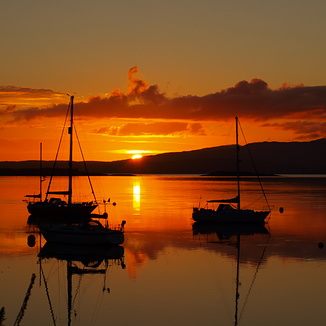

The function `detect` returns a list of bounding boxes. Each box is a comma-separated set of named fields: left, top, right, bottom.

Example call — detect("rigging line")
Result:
left=73, top=111, right=106, bottom=203
left=72, top=269, right=83, bottom=308
left=40, top=266, right=57, bottom=326
left=90, top=272, right=109, bottom=326
left=239, top=232, right=272, bottom=321
left=201, top=243, right=233, bottom=318
left=74, top=124, right=98, bottom=203
left=243, top=195, right=265, bottom=209
left=238, top=120, right=271, bottom=211
left=13, top=273, right=36, bottom=326
left=45, top=103, right=70, bottom=199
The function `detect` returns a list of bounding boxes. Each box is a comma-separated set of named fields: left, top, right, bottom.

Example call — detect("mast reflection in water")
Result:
left=193, top=222, right=270, bottom=326
left=1, top=175, right=326, bottom=325
left=38, top=242, right=125, bottom=326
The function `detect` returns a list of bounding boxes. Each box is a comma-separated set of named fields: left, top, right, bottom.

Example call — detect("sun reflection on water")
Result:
left=133, top=181, right=141, bottom=214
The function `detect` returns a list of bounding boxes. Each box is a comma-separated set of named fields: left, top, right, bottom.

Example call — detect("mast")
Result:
left=39, top=142, right=43, bottom=201
left=67, top=260, right=72, bottom=326
left=235, top=116, right=240, bottom=210
left=234, top=234, right=241, bottom=326
left=68, top=96, right=74, bottom=207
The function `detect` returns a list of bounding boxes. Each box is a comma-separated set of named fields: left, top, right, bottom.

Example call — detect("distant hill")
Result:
left=0, top=138, right=325, bottom=175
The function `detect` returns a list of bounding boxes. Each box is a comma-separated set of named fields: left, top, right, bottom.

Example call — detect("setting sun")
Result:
left=132, top=154, right=143, bottom=160
left=127, top=150, right=150, bottom=160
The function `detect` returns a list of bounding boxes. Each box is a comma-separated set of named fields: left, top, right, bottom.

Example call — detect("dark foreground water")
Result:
left=0, top=175, right=326, bottom=326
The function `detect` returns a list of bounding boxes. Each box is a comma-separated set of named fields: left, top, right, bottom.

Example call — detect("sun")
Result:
left=127, top=150, right=150, bottom=159
left=132, top=154, right=143, bottom=160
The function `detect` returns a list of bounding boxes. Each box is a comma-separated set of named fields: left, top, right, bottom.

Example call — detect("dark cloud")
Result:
left=263, top=121, right=326, bottom=139
left=1, top=103, right=68, bottom=122
left=93, top=121, right=205, bottom=136
left=0, top=86, right=64, bottom=100
left=5, top=105, right=16, bottom=112
left=0, top=86, right=66, bottom=122
left=0, top=86, right=59, bottom=94
left=8, top=78, right=326, bottom=122
left=2, top=69, right=326, bottom=134
left=188, top=123, right=206, bottom=135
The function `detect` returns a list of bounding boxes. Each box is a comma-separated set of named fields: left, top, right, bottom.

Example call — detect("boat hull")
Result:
left=27, top=201, right=97, bottom=219
left=41, top=225, right=124, bottom=246
left=192, top=207, right=270, bottom=223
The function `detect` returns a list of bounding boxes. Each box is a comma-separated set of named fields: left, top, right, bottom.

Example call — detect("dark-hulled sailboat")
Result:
left=25, top=96, right=99, bottom=222
left=192, top=117, right=271, bottom=224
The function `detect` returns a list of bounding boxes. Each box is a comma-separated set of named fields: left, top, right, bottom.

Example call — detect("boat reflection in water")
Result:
left=192, top=222, right=269, bottom=240
left=39, top=241, right=125, bottom=266
left=193, top=222, right=270, bottom=326
left=38, top=241, right=125, bottom=326
left=28, top=214, right=126, bottom=247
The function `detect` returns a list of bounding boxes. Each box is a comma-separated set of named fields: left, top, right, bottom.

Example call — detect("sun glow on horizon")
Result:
left=127, top=150, right=150, bottom=160
left=132, top=154, right=143, bottom=159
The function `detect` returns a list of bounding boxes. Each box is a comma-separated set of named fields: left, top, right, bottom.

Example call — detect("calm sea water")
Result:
left=0, top=175, right=326, bottom=326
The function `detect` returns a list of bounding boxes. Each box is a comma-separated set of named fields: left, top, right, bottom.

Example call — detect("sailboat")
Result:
left=31, top=96, right=126, bottom=245
left=192, top=117, right=271, bottom=224
left=25, top=96, right=101, bottom=221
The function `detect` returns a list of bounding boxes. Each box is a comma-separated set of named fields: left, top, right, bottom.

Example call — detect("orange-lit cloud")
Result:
left=93, top=121, right=205, bottom=136
left=0, top=86, right=64, bottom=98
left=0, top=86, right=65, bottom=107
left=263, top=121, right=326, bottom=140
left=1, top=68, right=326, bottom=140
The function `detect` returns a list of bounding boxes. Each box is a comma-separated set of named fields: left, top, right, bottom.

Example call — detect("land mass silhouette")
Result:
left=1, top=139, right=325, bottom=175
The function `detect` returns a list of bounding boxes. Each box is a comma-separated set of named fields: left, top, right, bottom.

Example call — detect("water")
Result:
left=1, top=175, right=326, bottom=326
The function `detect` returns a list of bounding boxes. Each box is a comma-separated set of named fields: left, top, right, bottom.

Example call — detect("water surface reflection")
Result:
left=0, top=175, right=326, bottom=325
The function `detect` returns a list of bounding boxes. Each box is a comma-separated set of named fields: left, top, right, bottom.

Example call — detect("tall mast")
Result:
left=39, top=142, right=43, bottom=201
left=235, top=116, right=240, bottom=210
left=68, top=95, right=74, bottom=207
left=234, top=234, right=241, bottom=326
left=67, top=260, right=72, bottom=326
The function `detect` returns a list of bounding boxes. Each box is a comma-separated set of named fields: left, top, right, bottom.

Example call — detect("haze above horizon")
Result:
left=1, top=0, right=326, bottom=162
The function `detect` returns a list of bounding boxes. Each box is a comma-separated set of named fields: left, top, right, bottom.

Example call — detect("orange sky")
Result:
left=1, top=1, right=326, bottom=161
left=1, top=66, right=326, bottom=161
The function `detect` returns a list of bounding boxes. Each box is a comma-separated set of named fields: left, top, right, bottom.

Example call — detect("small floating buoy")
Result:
left=318, top=242, right=324, bottom=249
left=27, top=234, right=36, bottom=247
left=112, top=202, right=116, bottom=206
left=279, top=207, right=284, bottom=213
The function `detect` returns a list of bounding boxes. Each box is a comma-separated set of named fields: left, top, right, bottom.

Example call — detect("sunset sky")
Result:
left=1, top=0, right=326, bottom=161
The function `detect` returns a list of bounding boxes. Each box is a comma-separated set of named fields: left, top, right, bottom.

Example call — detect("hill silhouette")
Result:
left=0, top=139, right=325, bottom=175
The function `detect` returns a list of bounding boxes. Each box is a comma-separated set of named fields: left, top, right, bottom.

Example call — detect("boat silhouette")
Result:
left=25, top=96, right=104, bottom=222
left=192, top=117, right=271, bottom=224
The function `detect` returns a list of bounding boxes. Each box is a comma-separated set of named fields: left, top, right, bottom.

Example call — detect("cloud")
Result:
left=2, top=68, right=326, bottom=135
left=1, top=103, right=68, bottom=122
left=0, top=86, right=67, bottom=122
left=189, top=123, right=206, bottom=135
left=263, top=121, right=326, bottom=140
left=93, top=121, right=206, bottom=136
left=0, top=86, right=64, bottom=98
left=0, top=86, right=65, bottom=108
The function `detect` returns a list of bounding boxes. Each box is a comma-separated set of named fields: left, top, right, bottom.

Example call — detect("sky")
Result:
left=1, top=0, right=326, bottom=161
